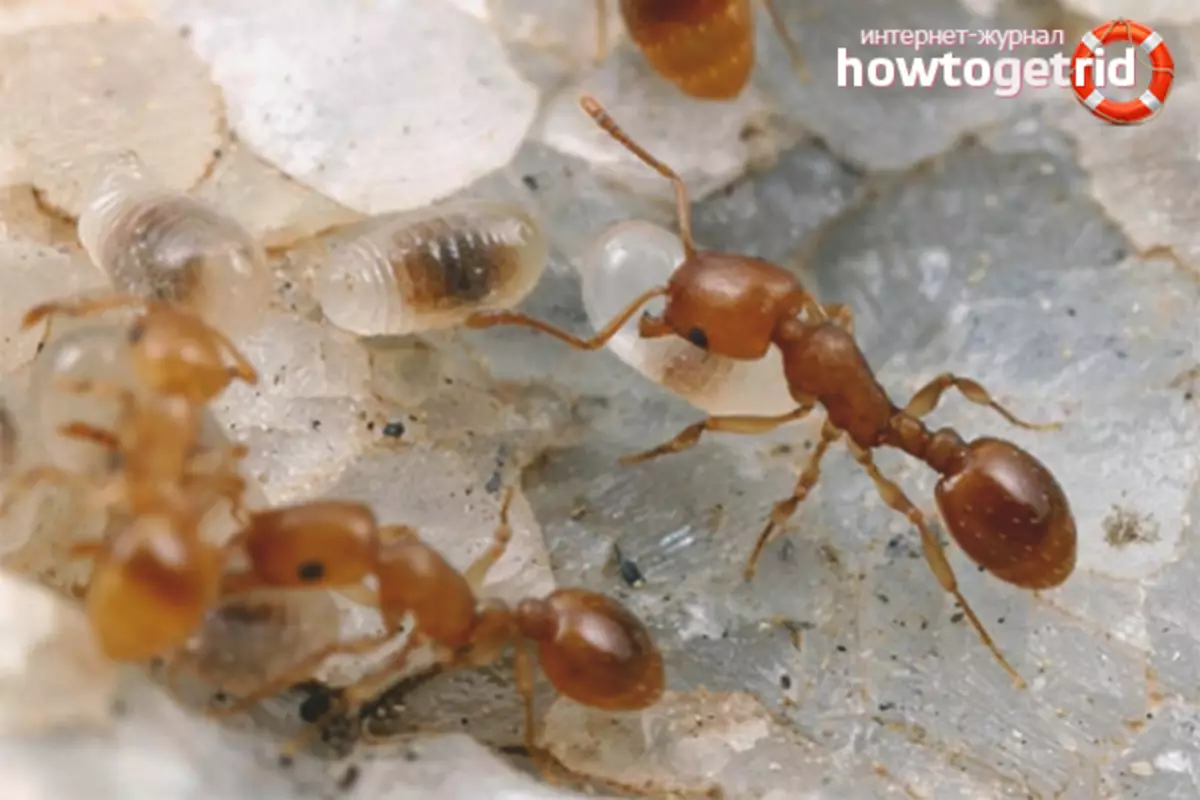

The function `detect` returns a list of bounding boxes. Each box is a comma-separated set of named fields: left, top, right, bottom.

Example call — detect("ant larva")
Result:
left=298, top=200, right=549, bottom=337
left=78, top=151, right=271, bottom=337
left=465, top=94, right=1077, bottom=687
left=595, top=0, right=806, bottom=99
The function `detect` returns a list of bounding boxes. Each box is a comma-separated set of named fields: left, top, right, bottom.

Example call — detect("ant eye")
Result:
left=686, top=327, right=708, bottom=349
left=296, top=561, right=326, bottom=582
left=128, top=323, right=145, bottom=344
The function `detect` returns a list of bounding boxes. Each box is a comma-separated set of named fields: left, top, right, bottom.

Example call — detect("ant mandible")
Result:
left=212, top=490, right=663, bottom=753
left=594, top=0, right=807, bottom=99
left=465, top=94, right=1077, bottom=687
left=22, top=292, right=259, bottom=405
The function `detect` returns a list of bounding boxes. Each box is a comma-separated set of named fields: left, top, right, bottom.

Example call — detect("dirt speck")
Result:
left=1104, top=506, right=1160, bottom=548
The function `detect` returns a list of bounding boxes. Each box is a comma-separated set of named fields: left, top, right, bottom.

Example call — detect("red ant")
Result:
left=465, top=94, right=1077, bottom=687
left=212, top=489, right=664, bottom=752
left=595, top=0, right=806, bottom=99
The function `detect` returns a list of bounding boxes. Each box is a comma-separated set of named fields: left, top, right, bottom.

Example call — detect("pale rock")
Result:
left=0, top=21, right=222, bottom=216
left=0, top=570, right=117, bottom=734
left=0, top=0, right=156, bottom=36
left=194, top=142, right=362, bottom=251
left=163, top=0, right=540, bottom=214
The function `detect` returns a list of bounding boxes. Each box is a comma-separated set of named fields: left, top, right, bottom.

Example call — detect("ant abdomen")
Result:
left=78, top=152, right=271, bottom=336
left=516, top=588, right=664, bottom=710
left=935, top=437, right=1076, bottom=590
left=620, top=0, right=755, bottom=100
left=86, top=514, right=221, bottom=661
left=580, top=220, right=794, bottom=415
left=305, top=200, right=548, bottom=337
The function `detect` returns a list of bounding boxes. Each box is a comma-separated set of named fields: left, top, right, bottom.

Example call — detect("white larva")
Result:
left=77, top=152, right=271, bottom=338
left=302, top=200, right=549, bottom=337
left=578, top=220, right=795, bottom=416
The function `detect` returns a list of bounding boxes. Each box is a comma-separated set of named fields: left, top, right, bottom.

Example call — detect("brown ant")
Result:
left=465, top=94, right=1078, bottom=687
left=595, top=0, right=806, bottom=100
left=213, top=489, right=664, bottom=752
left=0, top=380, right=250, bottom=662
left=21, top=292, right=259, bottom=405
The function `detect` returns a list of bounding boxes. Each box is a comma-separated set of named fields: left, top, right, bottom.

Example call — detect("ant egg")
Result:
left=77, top=152, right=271, bottom=337
left=303, top=200, right=549, bottom=337
left=578, top=220, right=794, bottom=415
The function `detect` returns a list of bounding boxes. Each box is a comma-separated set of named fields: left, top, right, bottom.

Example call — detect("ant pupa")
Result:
left=596, top=0, right=806, bottom=99
left=467, top=94, right=1078, bottom=688
left=77, top=152, right=272, bottom=338
left=21, top=294, right=258, bottom=405
left=580, top=219, right=795, bottom=415
left=213, top=491, right=663, bottom=752
left=298, top=200, right=549, bottom=337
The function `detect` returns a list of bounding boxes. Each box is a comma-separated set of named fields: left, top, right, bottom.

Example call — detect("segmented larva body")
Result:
left=579, top=221, right=794, bottom=415
left=306, top=200, right=549, bottom=337
left=77, top=153, right=270, bottom=337
left=620, top=0, right=755, bottom=99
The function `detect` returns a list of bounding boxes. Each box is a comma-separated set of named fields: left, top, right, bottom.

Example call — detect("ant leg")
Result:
left=209, top=633, right=395, bottom=717
left=205, top=325, right=259, bottom=386
left=57, top=422, right=121, bottom=452
left=743, top=420, right=840, bottom=580
left=579, top=94, right=697, bottom=256
left=593, top=0, right=608, bottom=65
left=824, top=303, right=854, bottom=334
left=760, top=0, right=808, bottom=81
left=903, top=373, right=1061, bottom=431
left=20, top=292, right=148, bottom=331
left=514, top=639, right=538, bottom=754
left=846, top=441, right=1026, bottom=688
left=464, top=286, right=667, bottom=351
left=621, top=404, right=814, bottom=466
left=463, top=486, right=515, bottom=593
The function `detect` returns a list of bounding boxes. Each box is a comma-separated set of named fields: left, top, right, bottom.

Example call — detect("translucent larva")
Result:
left=176, top=587, right=342, bottom=699
left=303, top=200, right=549, bottom=337
left=77, top=152, right=271, bottom=337
left=579, top=220, right=794, bottom=415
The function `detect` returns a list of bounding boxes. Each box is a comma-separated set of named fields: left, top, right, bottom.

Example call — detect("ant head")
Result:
left=86, top=514, right=220, bottom=660
left=244, top=501, right=378, bottom=589
left=935, top=437, right=1076, bottom=590
left=650, top=253, right=805, bottom=360
left=517, top=589, right=664, bottom=711
left=126, top=306, right=237, bottom=404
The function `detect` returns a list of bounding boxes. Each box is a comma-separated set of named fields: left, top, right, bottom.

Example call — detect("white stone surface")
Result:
left=162, top=0, right=540, bottom=214
left=0, top=20, right=222, bottom=216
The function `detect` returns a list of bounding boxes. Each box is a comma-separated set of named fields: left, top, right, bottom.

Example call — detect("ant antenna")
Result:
left=579, top=94, right=697, bottom=258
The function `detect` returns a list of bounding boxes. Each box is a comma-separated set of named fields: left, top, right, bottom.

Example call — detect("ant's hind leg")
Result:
left=622, top=404, right=814, bottom=466
left=903, top=373, right=1061, bottom=431
left=743, top=419, right=839, bottom=580
left=846, top=441, right=1026, bottom=688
